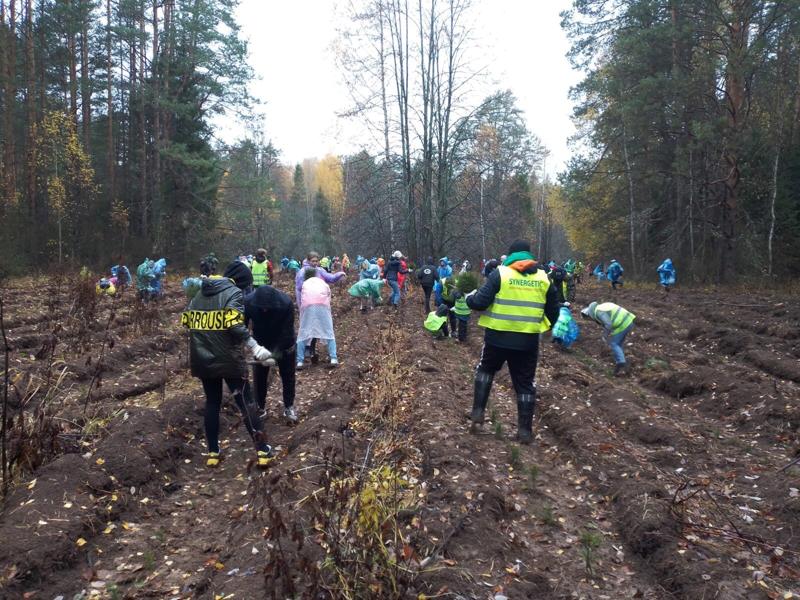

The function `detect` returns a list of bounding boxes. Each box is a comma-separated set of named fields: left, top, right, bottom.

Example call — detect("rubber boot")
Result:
left=516, top=392, right=536, bottom=445
left=469, top=371, right=493, bottom=427
left=614, top=362, right=628, bottom=376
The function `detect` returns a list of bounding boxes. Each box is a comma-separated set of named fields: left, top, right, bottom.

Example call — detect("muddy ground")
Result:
left=0, top=272, right=798, bottom=599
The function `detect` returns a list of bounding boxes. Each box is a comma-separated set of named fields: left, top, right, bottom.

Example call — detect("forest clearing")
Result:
left=0, top=273, right=797, bottom=599
left=1, top=0, right=800, bottom=598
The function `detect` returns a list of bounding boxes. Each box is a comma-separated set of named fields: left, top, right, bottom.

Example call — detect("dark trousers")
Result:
left=476, top=341, right=539, bottom=395
left=422, top=285, right=433, bottom=313
left=253, top=347, right=296, bottom=410
left=200, top=377, right=267, bottom=453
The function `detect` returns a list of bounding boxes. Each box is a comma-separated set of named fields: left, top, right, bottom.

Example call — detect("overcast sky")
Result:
left=224, top=0, right=580, bottom=176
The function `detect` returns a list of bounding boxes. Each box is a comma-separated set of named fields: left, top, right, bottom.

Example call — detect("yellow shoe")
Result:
left=257, top=448, right=275, bottom=468
left=206, top=452, right=221, bottom=468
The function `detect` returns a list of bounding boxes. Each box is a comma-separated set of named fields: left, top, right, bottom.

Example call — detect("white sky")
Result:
left=224, top=0, right=581, bottom=176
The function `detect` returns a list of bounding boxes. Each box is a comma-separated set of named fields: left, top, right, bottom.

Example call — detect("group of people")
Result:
left=592, top=258, right=677, bottom=293
left=178, top=241, right=652, bottom=468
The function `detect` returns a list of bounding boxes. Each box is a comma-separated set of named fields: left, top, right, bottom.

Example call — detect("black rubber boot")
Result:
left=470, top=371, right=493, bottom=426
left=517, top=392, right=536, bottom=445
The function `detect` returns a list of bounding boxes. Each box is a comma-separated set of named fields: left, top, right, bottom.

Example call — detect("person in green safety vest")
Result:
left=250, top=248, right=271, bottom=288
left=465, top=239, right=560, bottom=444
left=423, top=304, right=451, bottom=339
left=580, top=301, right=636, bottom=375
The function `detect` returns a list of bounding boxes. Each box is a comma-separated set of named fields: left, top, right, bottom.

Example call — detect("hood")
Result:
left=201, top=276, right=237, bottom=297
left=507, top=258, right=539, bottom=275
left=246, top=284, right=290, bottom=310
left=580, top=302, right=598, bottom=320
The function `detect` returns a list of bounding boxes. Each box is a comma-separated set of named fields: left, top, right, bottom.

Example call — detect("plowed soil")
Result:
left=1, top=273, right=798, bottom=599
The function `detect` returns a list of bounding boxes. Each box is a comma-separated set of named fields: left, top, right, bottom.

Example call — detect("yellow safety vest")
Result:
left=478, top=266, right=551, bottom=333
left=596, top=302, right=635, bottom=335
left=251, top=260, right=268, bottom=286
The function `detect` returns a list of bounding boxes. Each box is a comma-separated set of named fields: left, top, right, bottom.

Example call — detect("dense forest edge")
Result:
left=0, top=0, right=798, bottom=281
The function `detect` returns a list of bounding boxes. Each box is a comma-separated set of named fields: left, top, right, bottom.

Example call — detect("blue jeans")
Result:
left=297, top=338, right=337, bottom=362
left=388, top=280, right=400, bottom=305
left=607, top=324, right=633, bottom=364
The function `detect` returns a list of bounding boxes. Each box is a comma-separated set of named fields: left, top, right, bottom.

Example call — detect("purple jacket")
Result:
left=295, top=260, right=345, bottom=305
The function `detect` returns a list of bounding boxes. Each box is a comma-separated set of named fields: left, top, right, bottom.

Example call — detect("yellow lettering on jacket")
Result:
left=180, top=309, right=244, bottom=331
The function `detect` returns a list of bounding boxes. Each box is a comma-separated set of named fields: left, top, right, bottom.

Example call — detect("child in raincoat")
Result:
left=657, top=258, right=676, bottom=293
left=593, top=263, right=605, bottom=282
left=424, top=304, right=451, bottom=339
left=348, top=278, right=385, bottom=311
left=296, top=268, right=339, bottom=369
left=606, top=260, right=623, bottom=290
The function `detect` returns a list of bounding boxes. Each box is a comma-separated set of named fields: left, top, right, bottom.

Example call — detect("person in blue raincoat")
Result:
left=593, top=262, right=605, bottom=281
left=657, top=258, right=676, bottom=293
left=437, top=257, right=452, bottom=280
left=606, top=259, right=623, bottom=290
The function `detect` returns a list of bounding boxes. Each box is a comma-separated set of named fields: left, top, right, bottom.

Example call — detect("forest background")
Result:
left=0, top=0, right=798, bottom=282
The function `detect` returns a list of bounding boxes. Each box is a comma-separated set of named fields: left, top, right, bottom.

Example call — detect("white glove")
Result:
left=252, top=345, right=272, bottom=362
left=465, top=289, right=477, bottom=299
left=246, top=337, right=272, bottom=362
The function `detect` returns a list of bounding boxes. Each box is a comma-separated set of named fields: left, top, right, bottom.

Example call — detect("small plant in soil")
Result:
left=142, top=549, right=156, bottom=571
left=493, top=421, right=503, bottom=439
left=527, top=464, right=539, bottom=488
left=579, top=528, right=603, bottom=577
left=536, top=504, right=556, bottom=526
left=489, top=408, right=498, bottom=424
left=508, top=445, right=521, bottom=468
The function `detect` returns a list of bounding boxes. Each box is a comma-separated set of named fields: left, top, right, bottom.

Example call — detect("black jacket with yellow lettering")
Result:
left=181, top=277, right=250, bottom=379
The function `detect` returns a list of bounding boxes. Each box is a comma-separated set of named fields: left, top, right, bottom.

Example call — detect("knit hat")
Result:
left=392, top=250, right=402, bottom=259
left=223, top=260, right=253, bottom=290
left=507, top=239, right=531, bottom=255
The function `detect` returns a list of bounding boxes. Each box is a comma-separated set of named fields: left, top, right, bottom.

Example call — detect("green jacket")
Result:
left=181, top=278, right=250, bottom=379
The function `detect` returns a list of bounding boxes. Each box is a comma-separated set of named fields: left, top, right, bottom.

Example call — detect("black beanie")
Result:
left=507, top=239, right=531, bottom=255
left=223, top=260, right=253, bottom=290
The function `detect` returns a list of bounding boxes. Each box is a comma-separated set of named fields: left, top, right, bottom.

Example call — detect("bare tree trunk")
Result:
left=24, top=0, right=35, bottom=223
left=138, top=6, right=147, bottom=237
left=688, top=147, right=695, bottom=278
left=768, top=137, right=780, bottom=276
left=106, top=0, right=114, bottom=205
left=622, top=125, right=636, bottom=276
left=2, top=0, right=18, bottom=212
left=719, top=2, right=748, bottom=283
left=66, top=0, right=79, bottom=126
left=377, top=0, right=393, bottom=246
left=80, top=0, right=90, bottom=150
left=152, top=0, right=161, bottom=242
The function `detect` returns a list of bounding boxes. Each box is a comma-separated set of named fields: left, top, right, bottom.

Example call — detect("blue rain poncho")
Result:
left=551, top=306, right=580, bottom=348
left=606, top=260, right=623, bottom=282
left=657, top=258, right=676, bottom=286
left=593, top=263, right=605, bottom=281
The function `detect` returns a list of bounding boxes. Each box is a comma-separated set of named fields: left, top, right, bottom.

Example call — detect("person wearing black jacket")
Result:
left=245, top=285, right=298, bottom=424
left=415, top=259, right=440, bottom=313
left=384, top=251, right=408, bottom=307
left=182, top=261, right=274, bottom=468
left=465, top=240, right=559, bottom=444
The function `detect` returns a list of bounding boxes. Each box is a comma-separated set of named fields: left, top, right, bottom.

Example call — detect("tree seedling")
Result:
left=508, top=445, right=521, bottom=468
left=493, top=421, right=503, bottom=439
left=579, top=528, right=603, bottom=577
left=527, top=464, right=539, bottom=488
left=536, top=504, right=556, bottom=526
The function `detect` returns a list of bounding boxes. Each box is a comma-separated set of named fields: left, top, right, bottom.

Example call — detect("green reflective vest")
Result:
left=595, top=302, right=635, bottom=335
left=251, top=260, right=269, bottom=287
left=478, top=266, right=551, bottom=334
left=453, top=296, right=471, bottom=317
left=424, top=311, right=448, bottom=333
